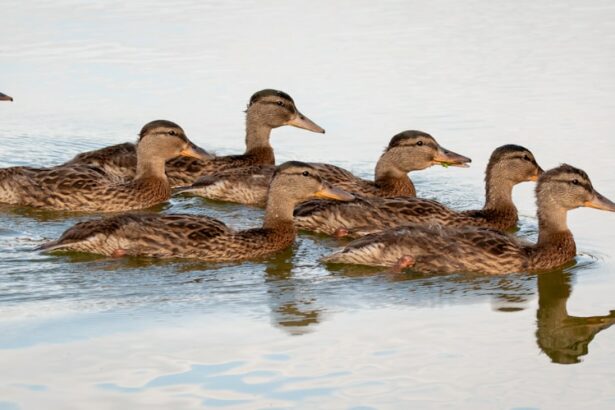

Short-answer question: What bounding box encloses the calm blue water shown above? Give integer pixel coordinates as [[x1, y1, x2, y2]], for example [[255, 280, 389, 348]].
[[2, 1, 615, 408]]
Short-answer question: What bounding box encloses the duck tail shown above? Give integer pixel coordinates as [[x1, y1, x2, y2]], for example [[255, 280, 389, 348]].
[[37, 239, 73, 252]]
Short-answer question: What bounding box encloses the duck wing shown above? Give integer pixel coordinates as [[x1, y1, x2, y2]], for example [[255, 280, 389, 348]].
[[40, 213, 232, 258]]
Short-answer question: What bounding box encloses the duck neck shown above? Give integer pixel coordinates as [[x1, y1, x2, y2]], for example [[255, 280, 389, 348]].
[[262, 189, 298, 233], [527, 200, 576, 270], [483, 172, 516, 213], [135, 145, 168, 181], [374, 152, 415, 197], [245, 111, 274, 153]]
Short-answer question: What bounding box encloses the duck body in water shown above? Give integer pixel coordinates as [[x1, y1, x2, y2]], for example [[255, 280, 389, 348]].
[[0, 120, 210, 212], [62, 89, 324, 185], [323, 164, 615, 274], [40, 162, 354, 261], [175, 130, 471, 206], [294, 145, 542, 237]]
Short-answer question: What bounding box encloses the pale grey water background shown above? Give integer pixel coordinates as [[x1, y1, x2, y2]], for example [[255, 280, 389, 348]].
[[2, 1, 615, 409]]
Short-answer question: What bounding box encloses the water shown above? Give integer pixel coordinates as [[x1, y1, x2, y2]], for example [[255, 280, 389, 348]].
[[2, 0, 615, 408]]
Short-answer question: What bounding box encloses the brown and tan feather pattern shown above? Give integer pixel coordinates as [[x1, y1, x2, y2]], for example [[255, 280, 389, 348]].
[[40, 161, 354, 261], [61, 89, 324, 186], [294, 145, 542, 237], [0, 120, 209, 212], [323, 164, 615, 275], [176, 130, 471, 205]]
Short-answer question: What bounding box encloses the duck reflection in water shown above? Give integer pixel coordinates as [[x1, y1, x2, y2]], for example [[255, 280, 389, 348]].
[[264, 247, 322, 336], [536, 269, 615, 364]]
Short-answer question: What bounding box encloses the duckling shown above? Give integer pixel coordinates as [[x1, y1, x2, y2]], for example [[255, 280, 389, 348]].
[[0, 92, 13, 101], [39, 161, 354, 261], [294, 145, 542, 237], [63, 89, 324, 184], [0, 120, 210, 212], [175, 130, 471, 206], [323, 164, 615, 274]]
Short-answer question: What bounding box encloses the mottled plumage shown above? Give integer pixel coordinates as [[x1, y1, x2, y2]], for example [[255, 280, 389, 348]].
[[61, 89, 324, 186], [176, 130, 471, 205], [294, 145, 542, 237], [0, 120, 209, 212], [323, 164, 615, 274], [40, 162, 354, 261]]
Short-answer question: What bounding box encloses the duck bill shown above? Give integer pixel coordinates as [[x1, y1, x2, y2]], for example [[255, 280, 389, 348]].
[[179, 143, 213, 160], [0, 93, 13, 102], [287, 111, 325, 134], [432, 147, 472, 168], [529, 166, 545, 181], [584, 191, 615, 212], [314, 184, 354, 201]]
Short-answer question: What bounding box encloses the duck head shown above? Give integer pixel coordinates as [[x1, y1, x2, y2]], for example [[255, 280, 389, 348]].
[[137, 120, 212, 162], [486, 144, 543, 184], [246, 89, 324, 133], [269, 161, 354, 204], [537, 164, 615, 213], [376, 130, 471, 177]]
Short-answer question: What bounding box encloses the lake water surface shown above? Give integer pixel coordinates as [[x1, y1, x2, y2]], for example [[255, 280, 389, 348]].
[[2, 1, 615, 409]]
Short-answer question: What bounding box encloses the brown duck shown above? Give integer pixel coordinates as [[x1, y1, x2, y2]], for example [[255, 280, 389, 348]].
[[322, 164, 615, 274], [175, 130, 471, 205], [294, 145, 542, 237], [0, 120, 210, 212], [63, 89, 324, 185], [0, 92, 13, 101], [40, 162, 354, 261]]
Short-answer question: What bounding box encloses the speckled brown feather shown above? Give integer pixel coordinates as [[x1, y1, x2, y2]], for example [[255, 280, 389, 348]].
[[0, 164, 171, 212], [323, 224, 529, 274]]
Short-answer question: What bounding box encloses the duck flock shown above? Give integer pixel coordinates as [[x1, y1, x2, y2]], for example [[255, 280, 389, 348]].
[[1, 89, 614, 275]]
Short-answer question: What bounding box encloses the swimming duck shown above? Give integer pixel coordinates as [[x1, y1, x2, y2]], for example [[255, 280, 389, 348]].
[[63, 89, 324, 185], [294, 145, 542, 237], [322, 164, 615, 274], [0, 120, 210, 212], [40, 161, 354, 261], [175, 130, 471, 206], [0, 92, 13, 101]]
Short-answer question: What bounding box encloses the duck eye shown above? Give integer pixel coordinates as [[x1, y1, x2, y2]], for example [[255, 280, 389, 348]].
[[572, 179, 579, 185], [168, 130, 176, 136], [523, 155, 531, 161], [416, 141, 423, 146], [276, 101, 284, 106], [302, 171, 310, 177]]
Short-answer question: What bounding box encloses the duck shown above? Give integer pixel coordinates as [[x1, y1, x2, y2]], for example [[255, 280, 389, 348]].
[[0, 120, 211, 212], [322, 164, 615, 274], [62, 89, 324, 185], [0, 92, 13, 101], [294, 144, 542, 237], [39, 161, 354, 261], [174, 130, 471, 206]]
